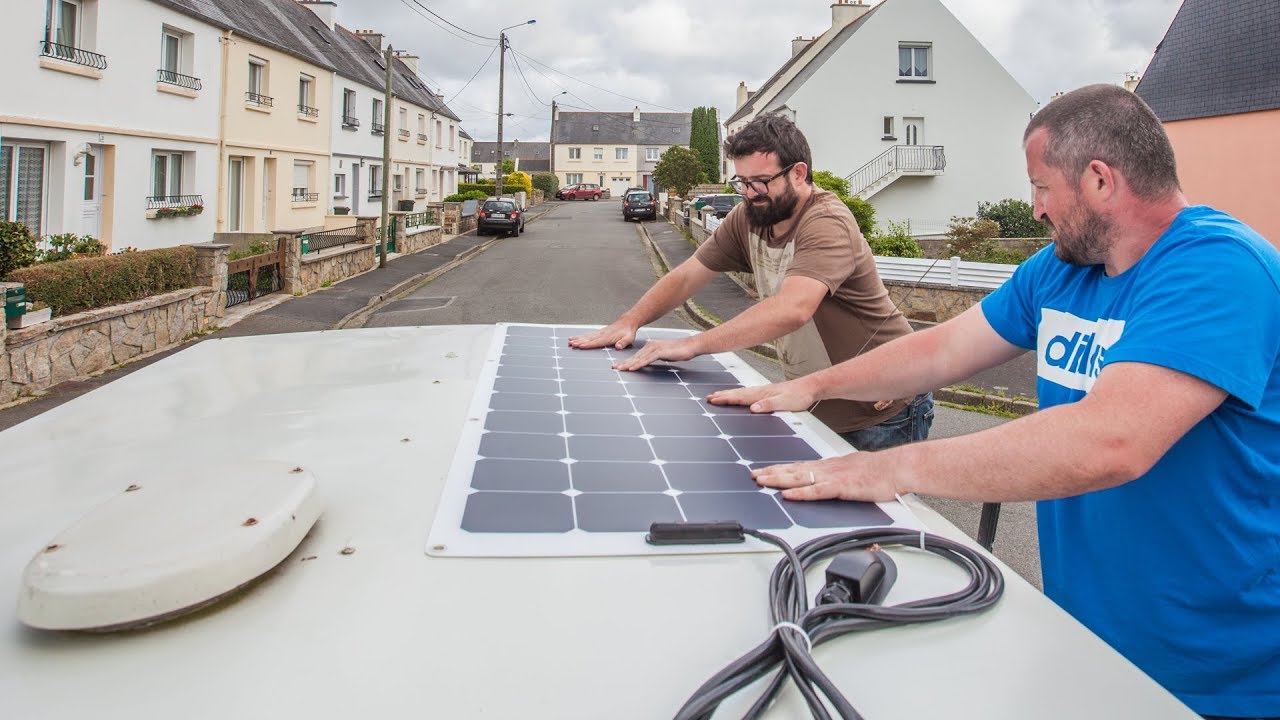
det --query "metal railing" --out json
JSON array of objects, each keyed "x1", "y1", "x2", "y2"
[
  {"x1": 291, "y1": 190, "x2": 320, "y2": 202},
  {"x1": 417, "y1": 133, "x2": 428, "y2": 142},
  {"x1": 157, "y1": 68, "x2": 201, "y2": 90},
  {"x1": 846, "y1": 145, "x2": 945, "y2": 198},
  {"x1": 341, "y1": 114, "x2": 360, "y2": 128},
  {"x1": 398, "y1": 129, "x2": 410, "y2": 138},
  {"x1": 245, "y1": 91, "x2": 274, "y2": 107},
  {"x1": 371, "y1": 121, "x2": 385, "y2": 135},
  {"x1": 298, "y1": 104, "x2": 319, "y2": 117},
  {"x1": 300, "y1": 225, "x2": 362, "y2": 254},
  {"x1": 403, "y1": 210, "x2": 435, "y2": 229},
  {"x1": 39, "y1": 40, "x2": 107, "y2": 69},
  {"x1": 873, "y1": 255, "x2": 1014, "y2": 290},
  {"x1": 146, "y1": 194, "x2": 203, "y2": 210}
]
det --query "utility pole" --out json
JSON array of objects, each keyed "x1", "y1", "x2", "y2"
[
  {"x1": 549, "y1": 99, "x2": 556, "y2": 177},
  {"x1": 495, "y1": 32, "x2": 507, "y2": 197},
  {"x1": 379, "y1": 44, "x2": 393, "y2": 269}
]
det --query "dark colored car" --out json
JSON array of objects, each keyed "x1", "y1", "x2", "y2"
[
  {"x1": 476, "y1": 199, "x2": 524, "y2": 236},
  {"x1": 560, "y1": 183, "x2": 603, "y2": 201},
  {"x1": 622, "y1": 190, "x2": 656, "y2": 221},
  {"x1": 693, "y1": 193, "x2": 745, "y2": 219}
]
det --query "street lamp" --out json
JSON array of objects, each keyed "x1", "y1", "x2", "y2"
[
  {"x1": 496, "y1": 19, "x2": 535, "y2": 197},
  {"x1": 549, "y1": 90, "x2": 567, "y2": 179}
]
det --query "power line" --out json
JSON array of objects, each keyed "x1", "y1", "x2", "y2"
[
  {"x1": 507, "y1": 50, "x2": 547, "y2": 106},
  {"x1": 395, "y1": 0, "x2": 494, "y2": 48},
  {"x1": 446, "y1": 42, "x2": 499, "y2": 102},
  {"x1": 406, "y1": 0, "x2": 496, "y2": 41},
  {"x1": 512, "y1": 50, "x2": 684, "y2": 113}
]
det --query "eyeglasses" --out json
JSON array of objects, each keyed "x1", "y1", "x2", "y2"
[{"x1": 727, "y1": 163, "x2": 797, "y2": 195}]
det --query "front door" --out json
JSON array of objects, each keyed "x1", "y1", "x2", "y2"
[
  {"x1": 352, "y1": 164, "x2": 360, "y2": 216},
  {"x1": 262, "y1": 157, "x2": 276, "y2": 232},
  {"x1": 228, "y1": 157, "x2": 244, "y2": 231},
  {"x1": 904, "y1": 118, "x2": 923, "y2": 146},
  {"x1": 81, "y1": 145, "x2": 101, "y2": 238}
]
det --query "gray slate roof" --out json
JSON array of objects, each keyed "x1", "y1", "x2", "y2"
[
  {"x1": 1135, "y1": 0, "x2": 1280, "y2": 122},
  {"x1": 554, "y1": 112, "x2": 692, "y2": 146},
  {"x1": 472, "y1": 141, "x2": 549, "y2": 162},
  {"x1": 153, "y1": 0, "x2": 459, "y2": 121},
  {"x1": 517, "y1": 159, "x2": 550, "y2": 173}
]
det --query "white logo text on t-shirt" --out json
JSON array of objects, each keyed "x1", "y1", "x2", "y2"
[{"x1": 1037, "y1": 308, "x2": 1126, "y2": 392}]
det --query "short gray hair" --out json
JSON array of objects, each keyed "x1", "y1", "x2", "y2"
[{"x1": 1024, "y1": 84, "x2": 1180, "y2": 200}]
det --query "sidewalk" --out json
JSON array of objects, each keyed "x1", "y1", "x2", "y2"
[{"x1": 635, "y1": 218, "x2": 1038, "y2": 415}]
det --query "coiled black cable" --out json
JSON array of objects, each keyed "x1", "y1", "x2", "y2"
[{"x1": 672, "y1": 528, "x2": 1005, "y2": 720}]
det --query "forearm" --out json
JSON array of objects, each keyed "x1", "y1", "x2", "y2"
[
  {"x1": 618, "y1": 264, "x2": 707, "y2": 328},
  {"x1": 688, "y1": 296, "x2": 809, "y2": 356}
]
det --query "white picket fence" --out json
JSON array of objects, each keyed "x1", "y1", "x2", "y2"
[{"x1": 873, "y1": 256, "x2": 1016, "y2": 290}]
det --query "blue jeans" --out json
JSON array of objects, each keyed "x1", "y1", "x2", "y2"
[{"x1": 838, "y1": 393, "x2": 934, "y2": 451}]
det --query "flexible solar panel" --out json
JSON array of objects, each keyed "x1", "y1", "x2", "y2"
[{"x1": 427, "y1": 324, "x2": 920, "y2": 557}]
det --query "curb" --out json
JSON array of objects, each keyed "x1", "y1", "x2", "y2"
[
  {"x1": 333, "y1": 238, "x2": 497, "y2": 329},
  {"x1": 637, "y1": 219, "x2": 1038, "y2": 416}
]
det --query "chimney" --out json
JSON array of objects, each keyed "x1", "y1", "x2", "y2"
[
  {"x1": 633, "y1": 105, "x2": 641, "y2": 122},
  {"x1": 354, "y1": 29, "x2": 383, "y2": 53},
  {"x1": 736, "y1": 81, "x2": 750, "y2": 110},
  {"x1": 298, "y1": 1, "x2": 337, "y2": 30},
  {"x1": 395, "y1": 52, "x2": 419, "y2": 74},
  {"x1": 1122, "y1": 72, "x2": 1141, "y2": 92},
  {"x1": 830, "y1": 0, "x2": 872, "y2": 30},
  {"x1": 791, "y1": 36, "x2": 811, "y2": 57}
]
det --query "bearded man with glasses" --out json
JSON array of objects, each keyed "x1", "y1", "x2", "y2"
[{"x1": 570, "y1": 113, "x2": 933, "y2": 451}]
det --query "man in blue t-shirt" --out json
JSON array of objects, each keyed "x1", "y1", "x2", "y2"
[{"x1": 708, "y1": 84, "x2": 1279, "y2": 719}]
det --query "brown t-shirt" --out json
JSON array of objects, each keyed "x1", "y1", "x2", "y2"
[{"x1": 694, "y1": 189, "x2": 913, "y2": 432}]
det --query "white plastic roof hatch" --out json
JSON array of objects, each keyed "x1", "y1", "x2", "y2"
[{"x1": 17, "y1": 460, "x2": 322, "y2": 632}]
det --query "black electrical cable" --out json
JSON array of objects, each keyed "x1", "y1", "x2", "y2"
[{"x1": 671, "y1": 527, "x2": 1005, "y2": 720}]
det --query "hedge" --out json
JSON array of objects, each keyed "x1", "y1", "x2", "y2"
[
  {"x1": 5, "y1": 246, "x2": 197, "y2": 317},
  {"x1": 531, "y1": 173, "x2": 558, "y2": 194}
]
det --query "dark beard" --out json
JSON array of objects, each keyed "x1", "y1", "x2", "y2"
[
  {"x1": 744, "y1": 180, "x2": 799, "y2": 228},
  {"x1": 1051, "y1": 204, "x2": 1112, "y2": 267}
]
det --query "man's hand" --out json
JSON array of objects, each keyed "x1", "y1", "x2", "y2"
[
  {"x1": 568, "y1": 322, "x2": 638, "y2": 351},
  {"x1": 612, "y1": 338, "x2": 698, "y2": 371},
  {"x1": 752, "y1": 454, "x2": 899, "y2": 503},
  {"x1": 706, "y1": 380, "x2": 816, "y2": 414}
]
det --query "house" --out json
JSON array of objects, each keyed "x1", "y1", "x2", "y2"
[
  {"x1": 552, "y1": 107, "x2": 692, "y2": 196},
  {"x1": 725, "y1": 0, "x2": 1036, "y2": 236},
  {"x1": 2, "y1": 0, "x2": 224, "y2": 250},
  {"x1": 471, "y1": 141, "x2": 550, "y2": 180},
  {"x1": 1134, "y1": 0, "x2": 1280, "y2": 247},
  {"x1": 458, "y1": 130, "x2": 479, "y2": 184}
]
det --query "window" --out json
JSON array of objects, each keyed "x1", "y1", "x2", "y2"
[
  {"x1": 292, "y1": 160, "x2": 313, "y2": 200},
  {"x1": 882, "y1": 116, "x2": 895, "y2": 138},
  {"x1": 248, "y1": 57, "x2": 266, "y2": 95},
  {"x1": 435, "y1": 119, "x2": 443, "y2": 148},
  {"x1": 162, "y1": 31, "x2": 181, "y2": 74},
  {"x1": 298, "y1": 74, "x2": 316, "y2": 116},
  {"x1": 898, "y1": 43, "x2": 930, "y2": 79},
  {"x1": 566, "y1": 173, "x2": 583, "y2": 184},
  {"x1": 593, "y1": 148, "x2": 603, "y2": 161},
  {"x1": 449, "y1": 125, "x2": 455, "y2": 149},
  {"x1": 369, "y1": 165, "x2": 383, "y2": 197},
  {"x1": 228, "y1": 157, "x2": 244, "y2": 231},
  {"x1": 371, "y1": 98, "x2": 384, "y2": 133},
  {"x1": 151, "y1": 151, "x2": 184, "y2": 198},
  {"x1": 591, "y1": 125, "x2": 599, "y2": 131},
  {"x1": 415, "y1": 168, "x2": 425, "y2": 193},
  {"x1": 417, "y1": 114, "x2": 426, "y2": 141},
  {"x1": 645, "y1": 147, "x2": 660, "y2": 161},
  {"x1": 342, "y1": 89, "x2": 357, "y2": 126},
  {"x1": 333, "y1": 173, "x2": 346, "y2": 198},
  {"x1": 615, "y1": 148, "x2": 628, "y2": 161},
  {"x1": 399, "y1": 107, "x2": 408, "y2": 132},
  {"x1": 392, "y1": 173, "x2": 403, "y2": 193},
  {"x1": 1, "y1": 143, "x2": 48, "y2": 236},
  {"x1": 568, "y1": 147, "x2": 581, "y2": 159},
  {"x1": 46, "y1": 0, "x2": 95, "y2": 57}
]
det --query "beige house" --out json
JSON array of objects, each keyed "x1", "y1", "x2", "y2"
[{"x1": 551, "y1": 107, "x2": 692, "y2": 196}]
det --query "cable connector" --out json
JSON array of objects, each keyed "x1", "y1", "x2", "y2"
[
  {"x1": 646, "y1": 521, "x2": 745, "y2": 546},
  {"x1": 817, "y1": 548, "x2": 897, "y2": 605}
]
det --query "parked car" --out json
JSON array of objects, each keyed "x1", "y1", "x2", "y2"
[
  {"x1": 691, "y1": 193, "x2": 745, "y2": 219},
  {"x1": 476, "y1": 199, "x2": 525, "y2": 236},
  {"x1": 559, "y1": 183, "x2": 603, "y2": 201},
  {"x1": 554, "y1": 184, "x2": 580, "y2": 200},
  {"x1": 622, "y1": 190, "x2": 657, "y2": 221}
]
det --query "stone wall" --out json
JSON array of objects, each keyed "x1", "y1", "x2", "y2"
[
  {"x1": 426, "y1": 201, "x2": 476, "y2": 235},
  {"x1": 398, "y1": 226, "x2": 444, "y2": 254},
  {"x1": 886, "y1": 282, "x2": 988, "y2": 323},
  {"x1": 1, "y1": 243, "x2": 226, "y2": 404},
  {"x1": 300, "y1": 244, "x2": 376, "y2": 293}
]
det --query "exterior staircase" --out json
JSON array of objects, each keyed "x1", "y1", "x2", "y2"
[{"x1": 845, "y1": 145, "x2": 946, "y2": 199}]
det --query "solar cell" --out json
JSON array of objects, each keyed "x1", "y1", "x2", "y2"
[{"x1": 427, "y1": 324, "x2": 919, "y2": 557}]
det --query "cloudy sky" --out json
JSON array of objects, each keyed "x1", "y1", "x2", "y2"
[{"x1": 329, "y1": 0, "x2": 1183, "y2": 142}]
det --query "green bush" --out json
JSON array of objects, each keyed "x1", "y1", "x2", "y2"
[
  {"x1": 812, "y1": 170, "x2": 851, "y2": 198},
  {"x1": 228, "y1": 237, "x2": 274, "y2": 261},
  {"x1": 0, "y1": 221, "x2": 40, "y2": 276},
  {"x1": 977, "y1": 199, "x2": 1049, "y2": 238},
  {"x1": 531, "y1": 173, "x2": 559, "y2": 194},
  {"x1": 868, "y1": 221, "x2": 923, "y2": 258},
  {"x1": 444, "y1": 190, "x2": 490, "y2": 203},
  {"x1": 40, "y1": 233, "x2": 106, "y2": 263},
  {"x1": 503, "y1": 171, "x2": 533, "y2": 195},
  {"x1": 6, "y1": 246, "x2": 197, "y2": 317},
  {"x1": 955, "y1": 240, "x2": 1033, "y2": 265},
  {"x1": 842, "y1": 197, "x2": 877, "y2": 238},
  {"x1": 459, "y1": 182, "x2": 496, "y2": 195},
  {"x1": 945, "y1": 216, "x2": 1002, "y2": 256}
]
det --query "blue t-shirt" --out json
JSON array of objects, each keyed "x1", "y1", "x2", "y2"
[{"x1": 981, "y1": 206, "x2": 1280, "y2": 717}]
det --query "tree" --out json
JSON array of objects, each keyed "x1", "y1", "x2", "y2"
[
  {"x1": 654, "y1": 146, "x2": 705, "y2": 198},
  {"x1": 812, "y1": 170, "x2": 850, "y2": 198},
  {"x1": 977, "y1": 198, "x2": 1049, "y2": 238},
  {"x1": 501, "y1": 158, "x2": 515, "y2": 174},
  {"x1": 689, "y1": 106, "x2": 720, "y2": 184},
  {"x1": 842, "y1": 197, "x2": 877, "y2": 238}
]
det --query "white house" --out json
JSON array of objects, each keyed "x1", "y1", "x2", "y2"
[
  {"x1": 725, "y1": 0, "x2": 1036, "y2": 235},
  {"x1": 1, "y1": 0, "x2": 221, "y2": 250}
]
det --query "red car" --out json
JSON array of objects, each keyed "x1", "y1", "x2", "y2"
[{"x1": 559, "y1": 183, "x2": 602, "y2": 201}]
